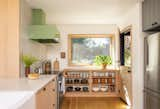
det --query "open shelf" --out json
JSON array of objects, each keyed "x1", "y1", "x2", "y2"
[
  {"x1": 92, "y1": 76, "x2": 115, "y2": 79},
  {"x1": 65, "y1": 92, "x2": 119, "y2": 97},
  {"x1": 65, "y1": 84, "x2": 89, "y2": 86},
  {"x1": 63, "y1": 69, "x2": 120, "y2": 97}
]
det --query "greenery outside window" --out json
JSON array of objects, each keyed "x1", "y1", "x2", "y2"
[{"x1": 68, "y1": 34, "x2": 114, "y2": 66}]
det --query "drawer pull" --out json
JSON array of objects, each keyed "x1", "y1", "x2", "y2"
[
  {"x1": 52, "y1": 79, "x2": 55, "y2": 82},
  {"x1": 53, "y1": 104, "x2": 55, "y2": 107},
  {"x1": 52, "y1": 89, "x2": 55, "y2": 92},
  {"x1": 152, "y1": 22, "x2": 158, "y2": 26},
  {"x1": 43, "y1": 88, "x2": 46, "y2": 91}
]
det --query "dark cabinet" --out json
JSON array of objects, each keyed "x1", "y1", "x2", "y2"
[{"x1": 142, "y1": 0, "x2": 160, "y2": 31}]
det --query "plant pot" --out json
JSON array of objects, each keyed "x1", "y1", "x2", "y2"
[
  {"x1": 102, "y1": 64, "x2": 107, "y2": 70},
  {"x1": 25, "y1": 66, "x2": 30, "y2": 77}
]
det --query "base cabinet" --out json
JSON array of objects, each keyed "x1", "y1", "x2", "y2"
[{"x1": 36, "y1": 79, "x2": 56, "y2": 109}]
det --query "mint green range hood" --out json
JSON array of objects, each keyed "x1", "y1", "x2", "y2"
[{"x1": 28, "y1": 9, "x2": 60, "y2": 43}]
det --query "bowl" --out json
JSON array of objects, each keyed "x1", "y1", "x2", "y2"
[
  {"x1": 66, "y1": 87, "x2": 73, "y2": 92},
  {"x1": 75, "y1": 87, "x2": 81, "y2": 91},
  {"x1": 83, "y1": 87, "x2": 89, "y2": 92},
  {"x1": 28, "y1": 73, "x2": 39, "y2": 80},
  {"x1": 100, "y1": 86, "x2": 108, "y2": 92},
  {"x1": 92, "y1": 87, "x2": 100, "y2": 92}
]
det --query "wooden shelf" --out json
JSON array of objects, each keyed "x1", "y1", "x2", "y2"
[
  {"x1": 65, "y1": 92, "x2": 119, "y2": 97},
  {"x1": 63, "y1": 69, "x2": 120, "y2": 97},
  {"x1": 92, "y1": 83, "x2": 115, "y2": 86},
  {"x1": 65, "y1": 84, "x2": 89, "y2": 86},
  {"x1": 92, "y1": 76, "x2": 115, "y2": 79},
  {"x1": 64, "y1": 76, "x2": 89, "y2": 79}
]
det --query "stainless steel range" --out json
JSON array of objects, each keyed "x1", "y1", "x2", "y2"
[{"x1": 57, "y1": 72, "x2": 64, "y2": 109}]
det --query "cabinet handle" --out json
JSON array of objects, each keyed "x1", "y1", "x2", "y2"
[
  {"x1": 52, "y1": 104, "x2": 55, "y2": 107},
  {"x1": 43, "y1": 87, "x2": 46, "y2": 91},
  {"x1": 52, "y1": 79, "x2": 55, "y2": 82},
  {"x1": 152, "y1": 22, "x2": 158, "y2": 26},
  {"x1": 52, "y1": 89, "x2": 55, "y2": 92}
]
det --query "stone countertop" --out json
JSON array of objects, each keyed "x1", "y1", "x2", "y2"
[{"x1": 0, "y1": 75, "x2": 57, "y2": 109}]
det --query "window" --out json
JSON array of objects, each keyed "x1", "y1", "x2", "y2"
[{"x1": 68, "y1": 34, "x2": 113, "y2": 66}]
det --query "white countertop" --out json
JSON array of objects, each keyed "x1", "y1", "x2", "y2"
[{"x1": 0, "y1": 75, "x2": 57, "y2": 109}]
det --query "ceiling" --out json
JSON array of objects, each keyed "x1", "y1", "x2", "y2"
[{"x1": 26, "y1": 0, "x2": 138, "y2": 24}]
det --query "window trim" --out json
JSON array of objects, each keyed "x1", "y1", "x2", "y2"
[{"x1": 68, "y1": 34, "x2": 114, "y2": 66}]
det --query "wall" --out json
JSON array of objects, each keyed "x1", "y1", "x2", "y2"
[
  {"x1": 47, "y1": 24, "x2": 119, "y2": 70},
  {"x1": 118, "y1": 3, "x2": 146, "y2": 109},
  {"x1": 20, "y1": 0, "x2": 47, "y2": 77},
  {"x1": 0, "y1": 0, "x2": 20, "y2": 78}
]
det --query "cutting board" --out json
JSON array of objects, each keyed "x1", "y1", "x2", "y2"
[{"x1": 53, "y1": 58, "x2": 59, "y2": 71}]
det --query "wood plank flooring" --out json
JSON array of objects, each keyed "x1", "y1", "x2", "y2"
[{"x1": 61, "y1": 97, "x2": 131, "y2": 109}]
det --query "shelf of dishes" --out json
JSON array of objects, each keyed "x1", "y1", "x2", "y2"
[
  {"x1": 64, "y1": 71, "x2": 116, "y2": 78},
  {"x1": 92, "y1": 72, "x2": 115, "y2": 77},
  {"x1": 64, "y1": 70, "x2": 119, "y2": 96},
  {"x1": 65, "y1": 85, "x2": 115, "y2": 93},
  {"x1": 92, "y1": 85, "x2": 115, "y2": 92},
  {"x1": 66, "y1": 86, "x2": 89, "y2": 92},
  {"x1": 92, "y1": 78, "x2": 115, "y2": 84},
  {"x1": 64, "y1": 72, "x2": 90, "y2": 78},
  {"x1": 65, "y1": 78, "x2": 89, "y2": 84}
]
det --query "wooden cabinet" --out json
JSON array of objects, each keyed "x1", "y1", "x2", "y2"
[
  {"x1": 142, "y1": 0, "x2": 160, "y2": 31},
  {"x1": 36, "y1": 79, "x2": 57, "y2": 109},
  {"x1": 63, "y1": 69, "x2": 120, "y2": 97},
  {"x1": 0, "y1": 0, "x2": 20, "y2": 78}
]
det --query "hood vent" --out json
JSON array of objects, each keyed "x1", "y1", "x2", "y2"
[{"x1": 28, "y1": 9, "x2": 60, "y2": 44}]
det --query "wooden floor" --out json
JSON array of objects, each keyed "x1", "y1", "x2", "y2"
[{"x1": 61, "y1": 97, "x2": 131, "y2": 109}]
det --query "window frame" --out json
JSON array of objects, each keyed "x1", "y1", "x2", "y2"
[{"x1": 68, "y1": 34, "x2": 114, "y2": 66}]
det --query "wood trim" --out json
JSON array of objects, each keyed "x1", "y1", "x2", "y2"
[
  {"x1": 68, "y1": 34, "x2": 115, "y2": 66},
  {"x1": 120, "y1": 25, "x2": 133, "y2": 105},
  {"x1": 120, "y1": 25, "x2": 132, "y2": 34}
]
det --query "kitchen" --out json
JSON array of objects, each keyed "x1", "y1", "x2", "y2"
[{"x1": 0, "y1": 0, "x2": 160, "y2": 109}]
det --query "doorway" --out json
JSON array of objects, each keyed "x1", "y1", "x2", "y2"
[{"x1": 119, "y1": 25, "x2": 133, "y2": 107}]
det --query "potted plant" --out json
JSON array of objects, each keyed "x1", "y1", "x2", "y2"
[
  {"x1": 94, "y1": 55, "x2": 112, "y2": 69},
  {"x1": 22, "y1": 55, "x2": 38, "y2": 77}
]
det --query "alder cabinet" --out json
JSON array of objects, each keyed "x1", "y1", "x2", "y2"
[{"x1": 36, "y1": 79, "x2": 57, "y2": 109}]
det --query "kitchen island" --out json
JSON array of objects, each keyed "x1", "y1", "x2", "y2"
[{"x1": 0, "y1": 75, "x2": 57, "y2": 109}]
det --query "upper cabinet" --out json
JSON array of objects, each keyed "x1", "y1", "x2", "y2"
[{"x1": 142, "y1": 0, "x2": 160, "y2": 31}]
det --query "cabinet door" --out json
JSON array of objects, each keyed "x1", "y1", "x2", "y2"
[
  {"x1": 142, "y1": 0, "x2": 152, "y2": 31},
  {"x1": 142, "y1": 0, "x2": 160, "y2": 31},
  {"x1": 48, "y1": 80, "x2": 57, "y2": 109},
  {"x1": 36, "y1": 88, "x2": 48, "y2": 109},
  {"x1": 154, "y1": 0, "x2": 160, "y2": 26}
]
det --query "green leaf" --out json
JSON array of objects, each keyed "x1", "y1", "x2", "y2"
[
  {"x1": 94, "y1": 55, "x2": 112, "y2": 66},
  {"x1": 22, "y1": 55, "x2": 38, "y2": 67}
]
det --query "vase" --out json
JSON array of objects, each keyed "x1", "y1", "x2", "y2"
[
  {"x1": 25, "y1": 66, "x2": 30, "y2": 77},
  {"x1": 102, "y1": 64, "x2": 107, "y2": 70}
]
